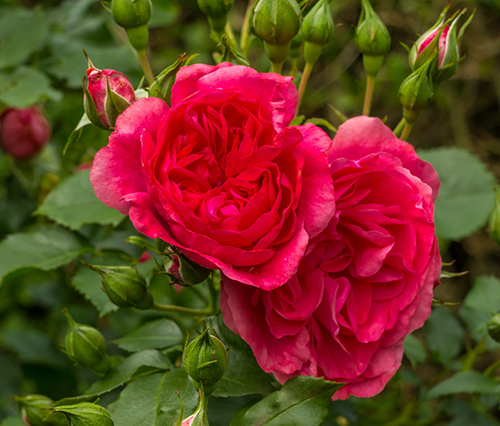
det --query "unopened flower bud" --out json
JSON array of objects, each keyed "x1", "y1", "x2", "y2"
[
  {"x1": 164, "y1": 253, "x2": 211, "y2": 286},
  {"x1": 409, "y1": 5, "x2": 474, "y2": 83},
  {"x1": 174, "y1": 389, "x2": 207, "y2": 426},
  {"x1": 355, "y1": 0, "x2": 391, "y2": 77},
  {"x1": 84, "y1": 263, "x2": 153, "y2": 309},
  {"x1": 183, "y1": 328, "x2": 227, "y2": 394},
  {"x1": 0, "y1": 107, "x2": 50, "y2": 160},
  {"x1": 489, "y1": 186, "x2": 500, "y2": 246},
  {"x1": 63, "y1": 309, "x2": 110, "y2": 374},
  {"x1": 15, "y1": 395, "x2": 66, "y2": 426},
  {"x1": 398, "y1": 56, "x2": 434, "y2": 124},
  {"x1": 83, "y1": 56, "x2": 135, "y2": 130},
  {"x1": 253, "y1": 0, "x2": 301, "y2": 66},
  {"x1": 111, "y1": 0, "x2": 152, "y2": 51},
  {"x1": 301, "y1": 0, "x2": 334, "y2": 64},
  {"x1": 47, "y1": 402, "x2": 114, "y2": 426},
  {"x1": 197, "y1": 0, "x2": 234, "y2": 35},
  {"x1": 488, "y1": 313, "x2": 500, "y2": 343}
]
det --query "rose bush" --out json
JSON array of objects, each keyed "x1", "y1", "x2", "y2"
[
  {"x1": 91, "y1": 63, "x2": 335, "y2": 289},
  {"x1": 221, "y1": 116, "x2": 441, "y2": 399}
]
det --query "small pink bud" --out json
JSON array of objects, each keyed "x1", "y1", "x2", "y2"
[
  {"x1": 0, "y1": 106, "x2": 50, "y2": 160},
  {"x1": 181, "y1": 414, "x2": 195, "y2": 426},
  {"x1": 84, "y1": 65, "x2": 135, "y2": 128}
]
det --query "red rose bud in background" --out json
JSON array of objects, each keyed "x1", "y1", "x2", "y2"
[
  {"x1": 409, "y1": 4, "x2": 474, "y2": 83},
  {"x1": 83, "y1": 57, "x2": 135, "y2": 129},
  {"x1": 0, "y1": 106, "x2": 50, "y2": 160}
]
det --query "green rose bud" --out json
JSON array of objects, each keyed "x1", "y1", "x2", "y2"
[
  {"x1": 63, "y1": 309, "x2": 110, "y2": 374},
  {"x1": 487, "y1": 313, "x2": 500, "y2": 343},
  {"x1": 183, "y1": 328, "x2": 227, "y2": 394},
  {"x1": 301, "y1": 0, "x2": 334, "y2": 64},
  {"x1": 111, "y1": 0, "x2": 152, "y2": 51},
  {"x1": 15, "y1": 395, "x2": 67, "y2": 426},
  {"x1": 398, "y1": 55, "x2": 434, "y2": 124},
  {"x1": 355, "y1": 0, "x2": 390, "y2": 77},
  {"x1": 164, "y1": 253, "x2": 211, "y2": 286},
  {"x1": 84, "y1": 263, "x2": 153, "y2": 310},
  {"x1": 253, "y1": 0, "x2": 301, "y2": 68},
  {"x1": 197, "y1": 0, "x2": 234, "y2": 34},
  {"x1": 489, "y1": 186, "x2": 500, "y2": 246},
  {"x1": 47, "y1": 402, "x2": 114, "y2": 426}
]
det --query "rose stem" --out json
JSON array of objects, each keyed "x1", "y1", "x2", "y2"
[
  {"x1": 393, "y1": 118, "x2": 405, "y2": 138},
  {"x1": 206, "y1": 275, "x2": 219, "y2": 315},
  {"x1": 240, "y1": 0, "x2": 254, "y2": 55},
  {"x1": 362, "y1": 74, "x2": 375, "y2": 116},
  {"x1": 289, "y1": 58, "x2": 298, "y2": 78},
  {"x1": 137, "y1": 49, "x2": 154, "y2": 85},
  {"x1": 225, "y1": 20, "x2": 238, "y2": 49},
  {"x1": 297, "y1": 61, "x2": 314, "y2": 115},
  {"x1": 152, "y1": 302, "x2": 212, "y2": 317},
  {"x1": 271, "y1": 61, "x2": 284, "y2": 74},
  {"x1": 400, "y1": 121, "x2": 414, "y2": 141}
]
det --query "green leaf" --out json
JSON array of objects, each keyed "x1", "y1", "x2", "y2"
[
  {"x1": 109, "y1": 369, "x2": 198, "y2": 426},
  {"x1": 446, "y1": 400, "x2": 500, "y2": 426},
  {"x1": 418, "y1": 147, "x2": 495, "y2": 240},
  {"x1": 305, "y1": 118, "x2": 337, "y2": 132},
  {"x1": 0, "y1": 67, "x2": 62, "y2": 108},
  {"x1": 84, "y1": 350, "x2": 172, "y2": 396},
  {"x1": 113, "y1": 319, "x2": 184, "y2": 352},
  {"x1": 214, "y1": 348, "x2": 275, "y2": 397},
  {"x1": 403, "y1": 334, "x2": 427, "y2": 368},
  {"x1": 0, "y1": 7, "x2": 48, "y2": 69},
  {"x1": 0, "y1": 225, "x2": 90, "y2": 286},
  {"x1": 424, "y1": 307, "x2": 465, "y2": 364},
  {"x1": 428, "y1": 371, "x2": 500, "y2": 398},
  {"x1": 36, "y1": 170, "x2": 125, "y2": 230},
  {"x1": 0, "y1": 417, "x2": 25, "y2": 426},
  {"x1": 64, "y1": 114, "x2": 92, "y2": 155},
  {"x1": 239, "y1": 376, "x2": 343, "y2": 426}
]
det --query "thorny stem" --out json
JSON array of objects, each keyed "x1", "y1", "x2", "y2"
[
  {"x1": 137, "y1": 49, "x2": 154, "y2": 85},
  {"x1": 297, "y1": 61, "x2": 314, "y2": 115},
  {"x1": 362, "y1": 74, "x2": 375, "y2": 116},
  {"x1": 240, "y1": 0, "x2": 254, "y2": 55}
]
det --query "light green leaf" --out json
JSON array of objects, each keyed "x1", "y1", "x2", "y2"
[
  {"x1": 0, "y1": 7, "x2": 48, "y2": 69},
  {"x1": 428, "y1": 370, "x2": 500, "y2": 398},
  {"x1": 239, "y1": 376, "x2": 343, "y2": 426},
  {"x1": 36, "y1": 170, "x2": 124, "y2": 230},
  {"x1": 0, "y1": 225, "x2": 90, "y2": 286},
  {"x1": 418, "y1": 147, "x2": 495, "y2": 240},
  {"x1": 113, "y1": 319, "x2": 184, "y2": 352},
  {"x1": 84, "y1": 350, "x2": 172, "y2": 396},
  {"x1": 214, "y1": 348, "x2": 275, "y2": 397},
  {"x1": 109, "y1": 369, "x2": 198, "y2": 426},
  {"x1": 0, "y1": 67, "x2": 62, "y2": 108},
  {"x1": 424, "y1": 307, "x2": 465, "y2": 364},
  {"x1": 403, "y1": 334, "x2": 427, "y2": 368}
]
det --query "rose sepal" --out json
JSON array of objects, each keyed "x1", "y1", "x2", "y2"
[
  {"x1": 104, "y1": 74, "x2": 132, "y2": 128},
  {"x1": 82, "y1": 79, "x2": 111, "y2": 131}
]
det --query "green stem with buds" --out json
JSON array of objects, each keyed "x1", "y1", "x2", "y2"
[
  {"x1": 241, "y1": 0, "x2": 254, "y2": 55},
  {"x1": 362, "y1": 74, "x2": 376, "y2": 116},
  {"x1": 137, "y1": 49, "x2": 154, "y2": 85},
  {"x1": 400, "y1": 121, "x2": 414, "y2": 141},
  {"x1": 297, "y1": 61, "x2": 314, "y2": 115},
  {"x1": 393, "y1": 118, "x2": 406, "y2": 138}
]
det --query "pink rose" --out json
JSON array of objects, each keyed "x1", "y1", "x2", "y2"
[
  {"x1": 220, "y1": 116, "x2": 441, "y2": 399},
  {"x1": 91, "y1": 63, "x2": 334, "y2": 289}
]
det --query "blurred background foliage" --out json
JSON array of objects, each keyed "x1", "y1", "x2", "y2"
[{"x1": 0, "y1": 0, "x2": 500, "y2": 425}]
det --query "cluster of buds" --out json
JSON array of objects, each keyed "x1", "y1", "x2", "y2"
[
  {"x1": 111, "y1": 0, "x2": 152, "y2": 52},
  {"x1": 83, "y1": 54, "x2": 136, "y2": 130},
  {"x1": 62, "y1": 309, "x2": 111, "y2": 374},
  {"x1": 399, "y1": 4, "x2": 474, "y2": 124},
  {"x1": 83, "y1": 263, "x2": 153, "y2": 310},
  {"x1": 0, "y1": 106, "x2": 50, "y2": 160}
]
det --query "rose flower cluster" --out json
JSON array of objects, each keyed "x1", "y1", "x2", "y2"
[{"x1": 91, "y1": 63, "x2": 441, "y2": 399}]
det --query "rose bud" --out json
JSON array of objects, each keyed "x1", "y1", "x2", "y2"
[
  {"x1": 197, "y1": 0, "x2": 234, "y2": 36},
  {"x1": 301, "y1": 0, "x2": 334, "y2": 65},
  {"x1": 83, "y1": 263, "x2": 153, "y2": 309},
  {"x1": 83, "y1": 57, "x2": 135, "y2": 130},
  {"x1": 47, "y1": 402, "x2": 113, "y2": 426},
  {"x1": 490, "y1": 187, "x2": 500, "y2": 246},
  {"x1": 174, "y1": 388, "x2": 207, "y2": 426},
  {"x1": 409, "y1": 5, "x2": 474, "y2": 83},
  {"x1": 111, "y1": 0, "x2": 152, "y2": 51},
  {"x1": 487, "y1": 313, "x2": 500, "y2": 343},
  {"x1": 15, "y1": 395, "x2": 67, "y2": 426},
  {"x1": 355, "y1": 0, "x2": 391, "y2": 77},
  {"x1": 183, "y1": 327, "x2": 227, "y2": 395},
  {"x1": 253, "y1": 0, "x2": 301, "y2": 71},
  {"x1": 164, "y1": 253, "x2": 211, "y2": 286},
  {"x1": 63, "y1": 309, "x2": 110, "y2": 374},
  {"x1": 398, "y1": 55, "x2": 434, "y2": 125},
  {"x1": 0, "y1": 106, "x2": 50, "y2": 160}
]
